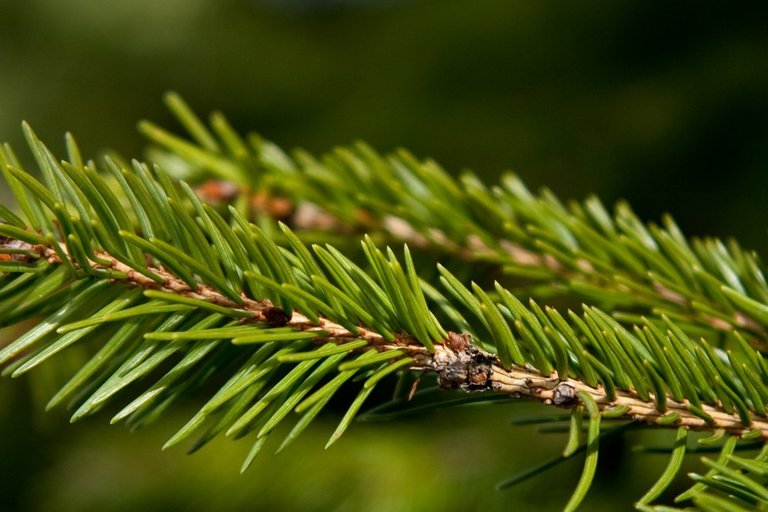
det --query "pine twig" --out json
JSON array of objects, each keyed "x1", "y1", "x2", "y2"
[{"x1": 142, "y1": 98, "x2": 768, "y2": 351}]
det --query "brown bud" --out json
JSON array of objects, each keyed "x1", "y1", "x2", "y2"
[{"x1": 262, "y1": 306, "x2": 290, "y2": 327}]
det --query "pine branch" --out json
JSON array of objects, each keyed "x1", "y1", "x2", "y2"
[
  {"x1": 11, "y1": 231, "x2": 768, "y2": 442},
  {"x1": 11, "y1": 239, "x2": 768, "y2": 421},
  {"x1": 2, "y1": 112, "x2": 768, "y2": 510},
  {"x1": 141, "y1": 94, "x2": 768, "y2": 351}
]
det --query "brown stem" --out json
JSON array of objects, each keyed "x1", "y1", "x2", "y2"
[{"x1": 425, "y1": 334, "x2": 768, "y2": 440}]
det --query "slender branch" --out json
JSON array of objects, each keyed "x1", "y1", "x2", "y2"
[
  {"x1": 9, "y1": 236, "x2": 768, "y2": 441},
  {"x1": 195, "y1": 177, "x2": 768, "y2": 344}
]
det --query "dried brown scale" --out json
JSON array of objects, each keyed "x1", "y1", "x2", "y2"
[
  {"x1": 9, "y1": 238, "x2": 768, "y2": 440},
  {"x1": 0, "y1": 237, "x2": 38, "y2": 262}
]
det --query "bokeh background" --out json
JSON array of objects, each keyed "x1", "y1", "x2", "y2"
[{"x1": 1, "y1": 1, "x2": 767, "y2": 510}]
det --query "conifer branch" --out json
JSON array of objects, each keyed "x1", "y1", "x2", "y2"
[
  {"x1": 3, "y1": 105, "x2": 768, "y2": 510},
  {"x1": 142, "y1": 94, "x2": 768, "y2": 351}
]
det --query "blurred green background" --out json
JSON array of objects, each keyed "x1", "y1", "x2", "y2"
[{"x1": 1, "y1": 0, "x2": 767, "y2": 510}]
